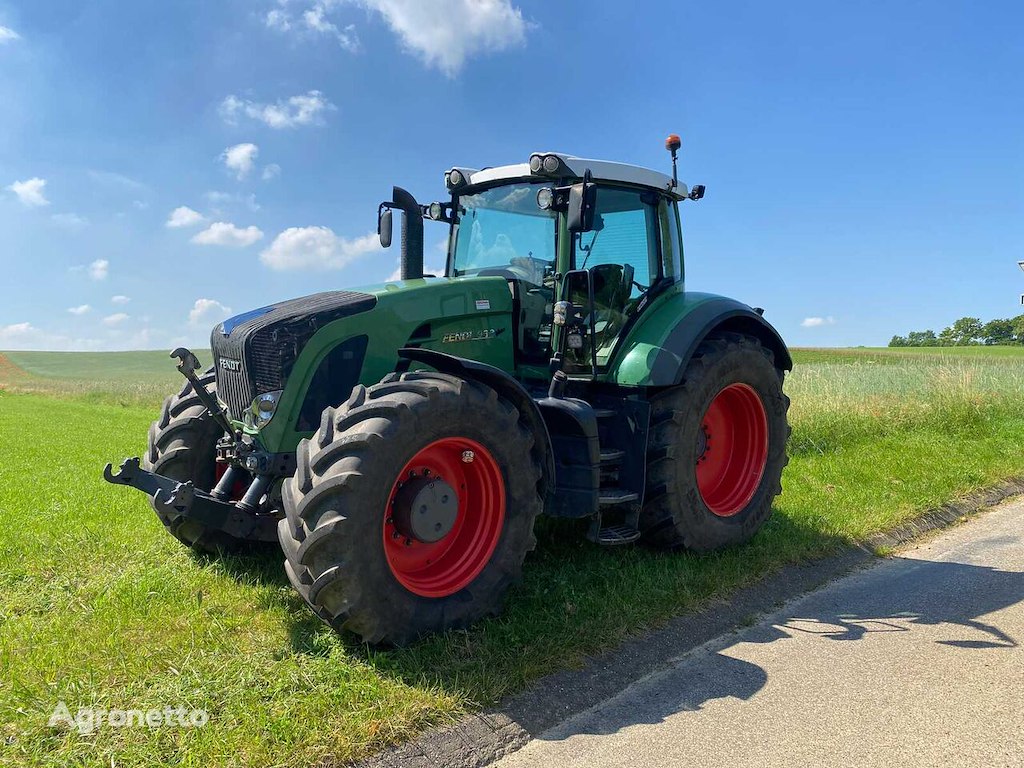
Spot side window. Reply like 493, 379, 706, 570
572, 187, 660, 366
576, 188, 658, 296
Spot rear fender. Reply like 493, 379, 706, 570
609, 292, 792, 387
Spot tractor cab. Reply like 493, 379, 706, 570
378, 148, 703, 380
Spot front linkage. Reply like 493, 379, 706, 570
102, 348, 278, 543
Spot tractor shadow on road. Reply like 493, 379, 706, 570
536, 557, 1023, 740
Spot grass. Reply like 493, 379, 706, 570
0, 350, 210, 406
2, 346, 1024, 766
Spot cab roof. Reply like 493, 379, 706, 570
459, 152, 689, 200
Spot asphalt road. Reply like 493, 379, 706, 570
496, 497, 1024, 768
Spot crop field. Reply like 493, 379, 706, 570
2, 346, 1023, 767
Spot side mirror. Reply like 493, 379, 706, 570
563, 268, 591, 309
566, 170, 597, 234
378, 207, 393, 248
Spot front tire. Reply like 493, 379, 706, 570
144, 370, 249, 554
640, 333, 790, 550
278, 371, 544, 645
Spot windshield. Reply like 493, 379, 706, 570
450, 182, 556, 285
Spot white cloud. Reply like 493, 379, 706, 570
67, 304, 91, 316
219, 91, 333, 129
166, 205, 207, 228
0, 321, 108, 351
50, 212, 89, 228
801, 316, 836, 328
221, 143, 259, 179
265, 9, 291, 31
189, 298, 232, 327
262, 163, 281, 181
303, 6, 360, 51
7, 177, 49, 207
88, 259, 109, 281
111, 295, 131, 305
0, 26, 20, 43
265, 4, 360, 51
260, 226, 382, 270
0, 323, 101, 351
191, 222, 264, 247
102, 313, 130, 327
132, 200, 149, 210
358, 0, 529, 76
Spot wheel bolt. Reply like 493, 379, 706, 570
461, 450, 475, 463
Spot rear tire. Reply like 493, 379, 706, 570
640, 333, 790, 550
278, 371, 544, 646
144, 370, 249, 554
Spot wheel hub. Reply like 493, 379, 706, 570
392, 474, 459, 543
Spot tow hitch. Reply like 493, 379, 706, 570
103, 457, 277, 541
101, 347, 279, 543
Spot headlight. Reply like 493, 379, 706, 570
536, 187, 554, 210
529, 153, 566, 176
250, 390, 283, 429
445, 168, 465, 190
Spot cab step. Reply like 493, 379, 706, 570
599, 448, 625, 465
598, 488, 639, 506
595, 524, 641, 546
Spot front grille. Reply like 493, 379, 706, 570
211, 290, 377, 421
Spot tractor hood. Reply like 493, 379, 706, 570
211, 290, 377, 420
211, 276, 516, 445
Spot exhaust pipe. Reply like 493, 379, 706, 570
392, 186, 423, 280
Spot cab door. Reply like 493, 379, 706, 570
564, 186, 666, 373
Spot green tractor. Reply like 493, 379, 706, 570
104, 136, 791, 645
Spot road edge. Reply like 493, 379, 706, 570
354, 476, 1024, 768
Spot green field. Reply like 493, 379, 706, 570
0, 350, 210, 406
2, 346, 1024, 767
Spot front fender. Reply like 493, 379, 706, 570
608, 290, 792, 387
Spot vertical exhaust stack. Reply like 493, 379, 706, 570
392, 186, 424, 280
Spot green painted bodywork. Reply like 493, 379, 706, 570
255, 276, 515, 452
244, 185, 777, 456
602, 286, 731, 386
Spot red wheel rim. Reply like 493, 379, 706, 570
383, 437, 505, 598
695, 383, 769, 517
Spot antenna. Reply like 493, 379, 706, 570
665, 134, 681, 188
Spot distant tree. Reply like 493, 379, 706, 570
982, 318, 1015, 346
891, 316, 1024, 348
940, 316, 983, 346
1011, 314, 1024, 345
906, 330, 938, 347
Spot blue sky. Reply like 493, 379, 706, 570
1, 0, 1022, 350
